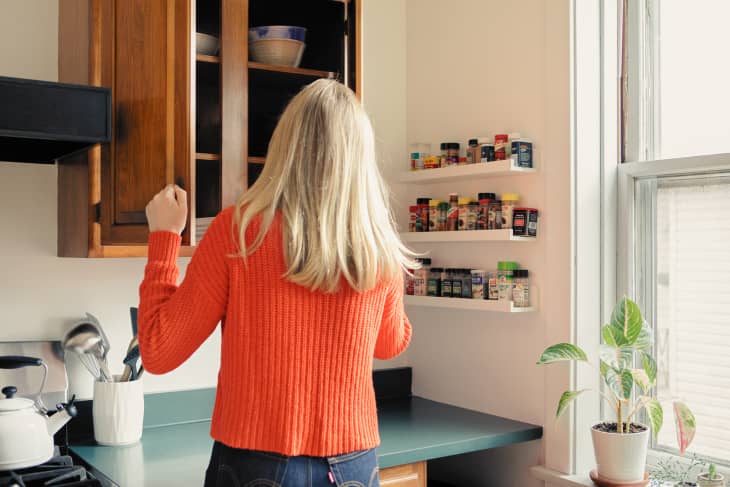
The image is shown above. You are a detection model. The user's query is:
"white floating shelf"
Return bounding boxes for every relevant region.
[404,294,537,313]
[400,230,536,243]
[399,160,536,184]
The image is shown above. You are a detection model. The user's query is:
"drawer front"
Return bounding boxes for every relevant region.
[379,462,427,487]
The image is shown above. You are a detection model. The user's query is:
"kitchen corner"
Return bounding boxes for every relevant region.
[68,369,542,487]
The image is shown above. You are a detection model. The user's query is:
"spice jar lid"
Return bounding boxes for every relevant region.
[430,267,443,272]
[508,132,522,140]
[419,258,432,265]
[477,136,492,144]
[438,202,450,209]
[515,207,538,212]
[458,197,471,205]
[478,192,496,200]
[501,193,520,201]
[497,261,520,271]
[429,199,442,206]
[416,198,431,204]
[446,142,460,149]
[471,269,486,274]
[514,269,529,277]
[468,138,479,146]
[409,205,418,210]
[440,143,447,150]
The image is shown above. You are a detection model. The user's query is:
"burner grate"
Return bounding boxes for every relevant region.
[0,454,100,487]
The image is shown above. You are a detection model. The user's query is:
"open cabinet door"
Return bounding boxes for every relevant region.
[99,0,193,247]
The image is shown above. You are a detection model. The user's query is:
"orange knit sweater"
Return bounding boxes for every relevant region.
[138,207,411,457]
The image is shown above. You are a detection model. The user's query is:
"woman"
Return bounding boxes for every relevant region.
[139,79,415,487]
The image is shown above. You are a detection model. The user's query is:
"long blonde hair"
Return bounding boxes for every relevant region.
[234,79,417,292]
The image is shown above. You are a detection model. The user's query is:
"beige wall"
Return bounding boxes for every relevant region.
[398,1,572,485]
[0,0,408,398]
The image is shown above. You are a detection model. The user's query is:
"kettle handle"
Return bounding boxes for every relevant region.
[0,356,43,369]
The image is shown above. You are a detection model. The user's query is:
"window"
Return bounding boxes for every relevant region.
[619,0,730,468]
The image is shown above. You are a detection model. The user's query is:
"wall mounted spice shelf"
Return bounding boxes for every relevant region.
[400,230,536,243]
[404,294,537,313]
[399,160,537,184]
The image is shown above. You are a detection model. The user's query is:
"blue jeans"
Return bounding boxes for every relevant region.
[203,442,380,487]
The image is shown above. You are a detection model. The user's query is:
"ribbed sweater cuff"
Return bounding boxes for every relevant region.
[148,231,182,262]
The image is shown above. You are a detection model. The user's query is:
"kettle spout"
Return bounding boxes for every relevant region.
[46,401,78,436]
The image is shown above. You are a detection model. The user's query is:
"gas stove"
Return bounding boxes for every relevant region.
[0,449,101,487]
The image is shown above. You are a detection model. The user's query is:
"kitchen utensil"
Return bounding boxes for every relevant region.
[195,33,219,55]
[249,38,305,67]
[136,365,144,379]
[248,25,307,42]
[62,325,103,381]
[129,307,138,336]
[0,356,77,471]
[93,376,144,445]
[120,337,139,382]
[82,313,113,382]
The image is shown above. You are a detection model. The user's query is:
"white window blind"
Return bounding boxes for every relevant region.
[655,178,730,462]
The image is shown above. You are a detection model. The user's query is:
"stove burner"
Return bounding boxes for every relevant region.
[0,450,100,487]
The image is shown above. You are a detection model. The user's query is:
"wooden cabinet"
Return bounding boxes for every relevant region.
[58,0,360,257]
[380,462,427,487]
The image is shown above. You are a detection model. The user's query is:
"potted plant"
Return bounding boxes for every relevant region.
[649,454,706,486]
[537,297,697,483]
[698,464,726,487]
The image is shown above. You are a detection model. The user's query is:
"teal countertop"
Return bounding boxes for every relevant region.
[71,397,541,486]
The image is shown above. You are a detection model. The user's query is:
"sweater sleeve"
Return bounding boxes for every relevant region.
[374,272,412,360]
[138,211,231,374]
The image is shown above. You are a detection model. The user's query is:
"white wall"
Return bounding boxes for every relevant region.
[0,0,407,399]
[397,1,573,485]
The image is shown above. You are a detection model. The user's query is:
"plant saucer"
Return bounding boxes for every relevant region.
[589,470,650,487]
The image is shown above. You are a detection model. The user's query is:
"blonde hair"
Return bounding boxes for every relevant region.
[234,79,417,293]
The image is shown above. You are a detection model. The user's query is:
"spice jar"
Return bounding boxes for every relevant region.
[440,268,453,297]
[437,202,449,231]
[506,133,521,159]
[466,201,479,230]
[409,143,430,171]
[488,199,502,229]
[405,269,415,295]
[440,143,448,168]
[428,200,442,232]
[501,193,520,229]
[477,192,495,230]
[428,267,443,296]
[512,208,539,237]
[424,156,441,169]
[471,270,486,299]
[497,261,519,301]
[494,134,508,160]
[512,269,530,307]
[478,137,495,163]
[467,139,479,164]
[451,269,463,298]
[416,197,431,232]
[510,137,533,168]
[414,258,431,296]
[457,197,471,231]
[446,143,460,166]
[487,271,499,300]
[460,269,472,298]
[408,205,418,232]
[447,194,459,231]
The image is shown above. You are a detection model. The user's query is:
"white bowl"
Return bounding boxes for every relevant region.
[196,33,219,55]
[250,39,305,68]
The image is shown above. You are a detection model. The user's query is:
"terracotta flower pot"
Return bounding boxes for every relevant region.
[591,423,650,482]
[698,473,726,487]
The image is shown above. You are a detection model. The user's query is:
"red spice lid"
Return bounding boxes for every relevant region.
[515,207,539,212]
[409,205,419,211]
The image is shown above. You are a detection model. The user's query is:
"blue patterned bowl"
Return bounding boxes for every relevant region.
[249,26,307,43]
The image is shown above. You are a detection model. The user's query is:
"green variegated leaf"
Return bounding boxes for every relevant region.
[641,352,657,385]
[674,401,696,455]
[599,344,634,369]
[556,389,589,418]
[635,323,654,353]
[602,324,621,347]
[605,367,634,400]
[640,396,663,440]
[599,360,611,379]
[610,297,643,345]
[537,343,588,364]
[631,369,652,393]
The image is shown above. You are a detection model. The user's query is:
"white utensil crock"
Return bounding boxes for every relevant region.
[93,377,144,446]
[591,424,649,482]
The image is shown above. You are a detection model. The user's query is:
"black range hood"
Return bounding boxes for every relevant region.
[0,76,111,164]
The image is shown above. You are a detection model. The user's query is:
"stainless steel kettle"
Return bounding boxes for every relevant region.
[0,356,77,471]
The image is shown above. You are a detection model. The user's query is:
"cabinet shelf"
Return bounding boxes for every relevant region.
[401,230,536,243]
[196,152,221,161]
[248,156,266,164]
[248,62,337,79]
[196,54,220,64]
[404,295,537,313]
[400,160,537,184]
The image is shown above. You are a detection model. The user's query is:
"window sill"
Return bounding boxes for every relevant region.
[530,466,594,487]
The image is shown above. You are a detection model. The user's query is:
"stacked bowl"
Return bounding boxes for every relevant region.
[249,26,307,68]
